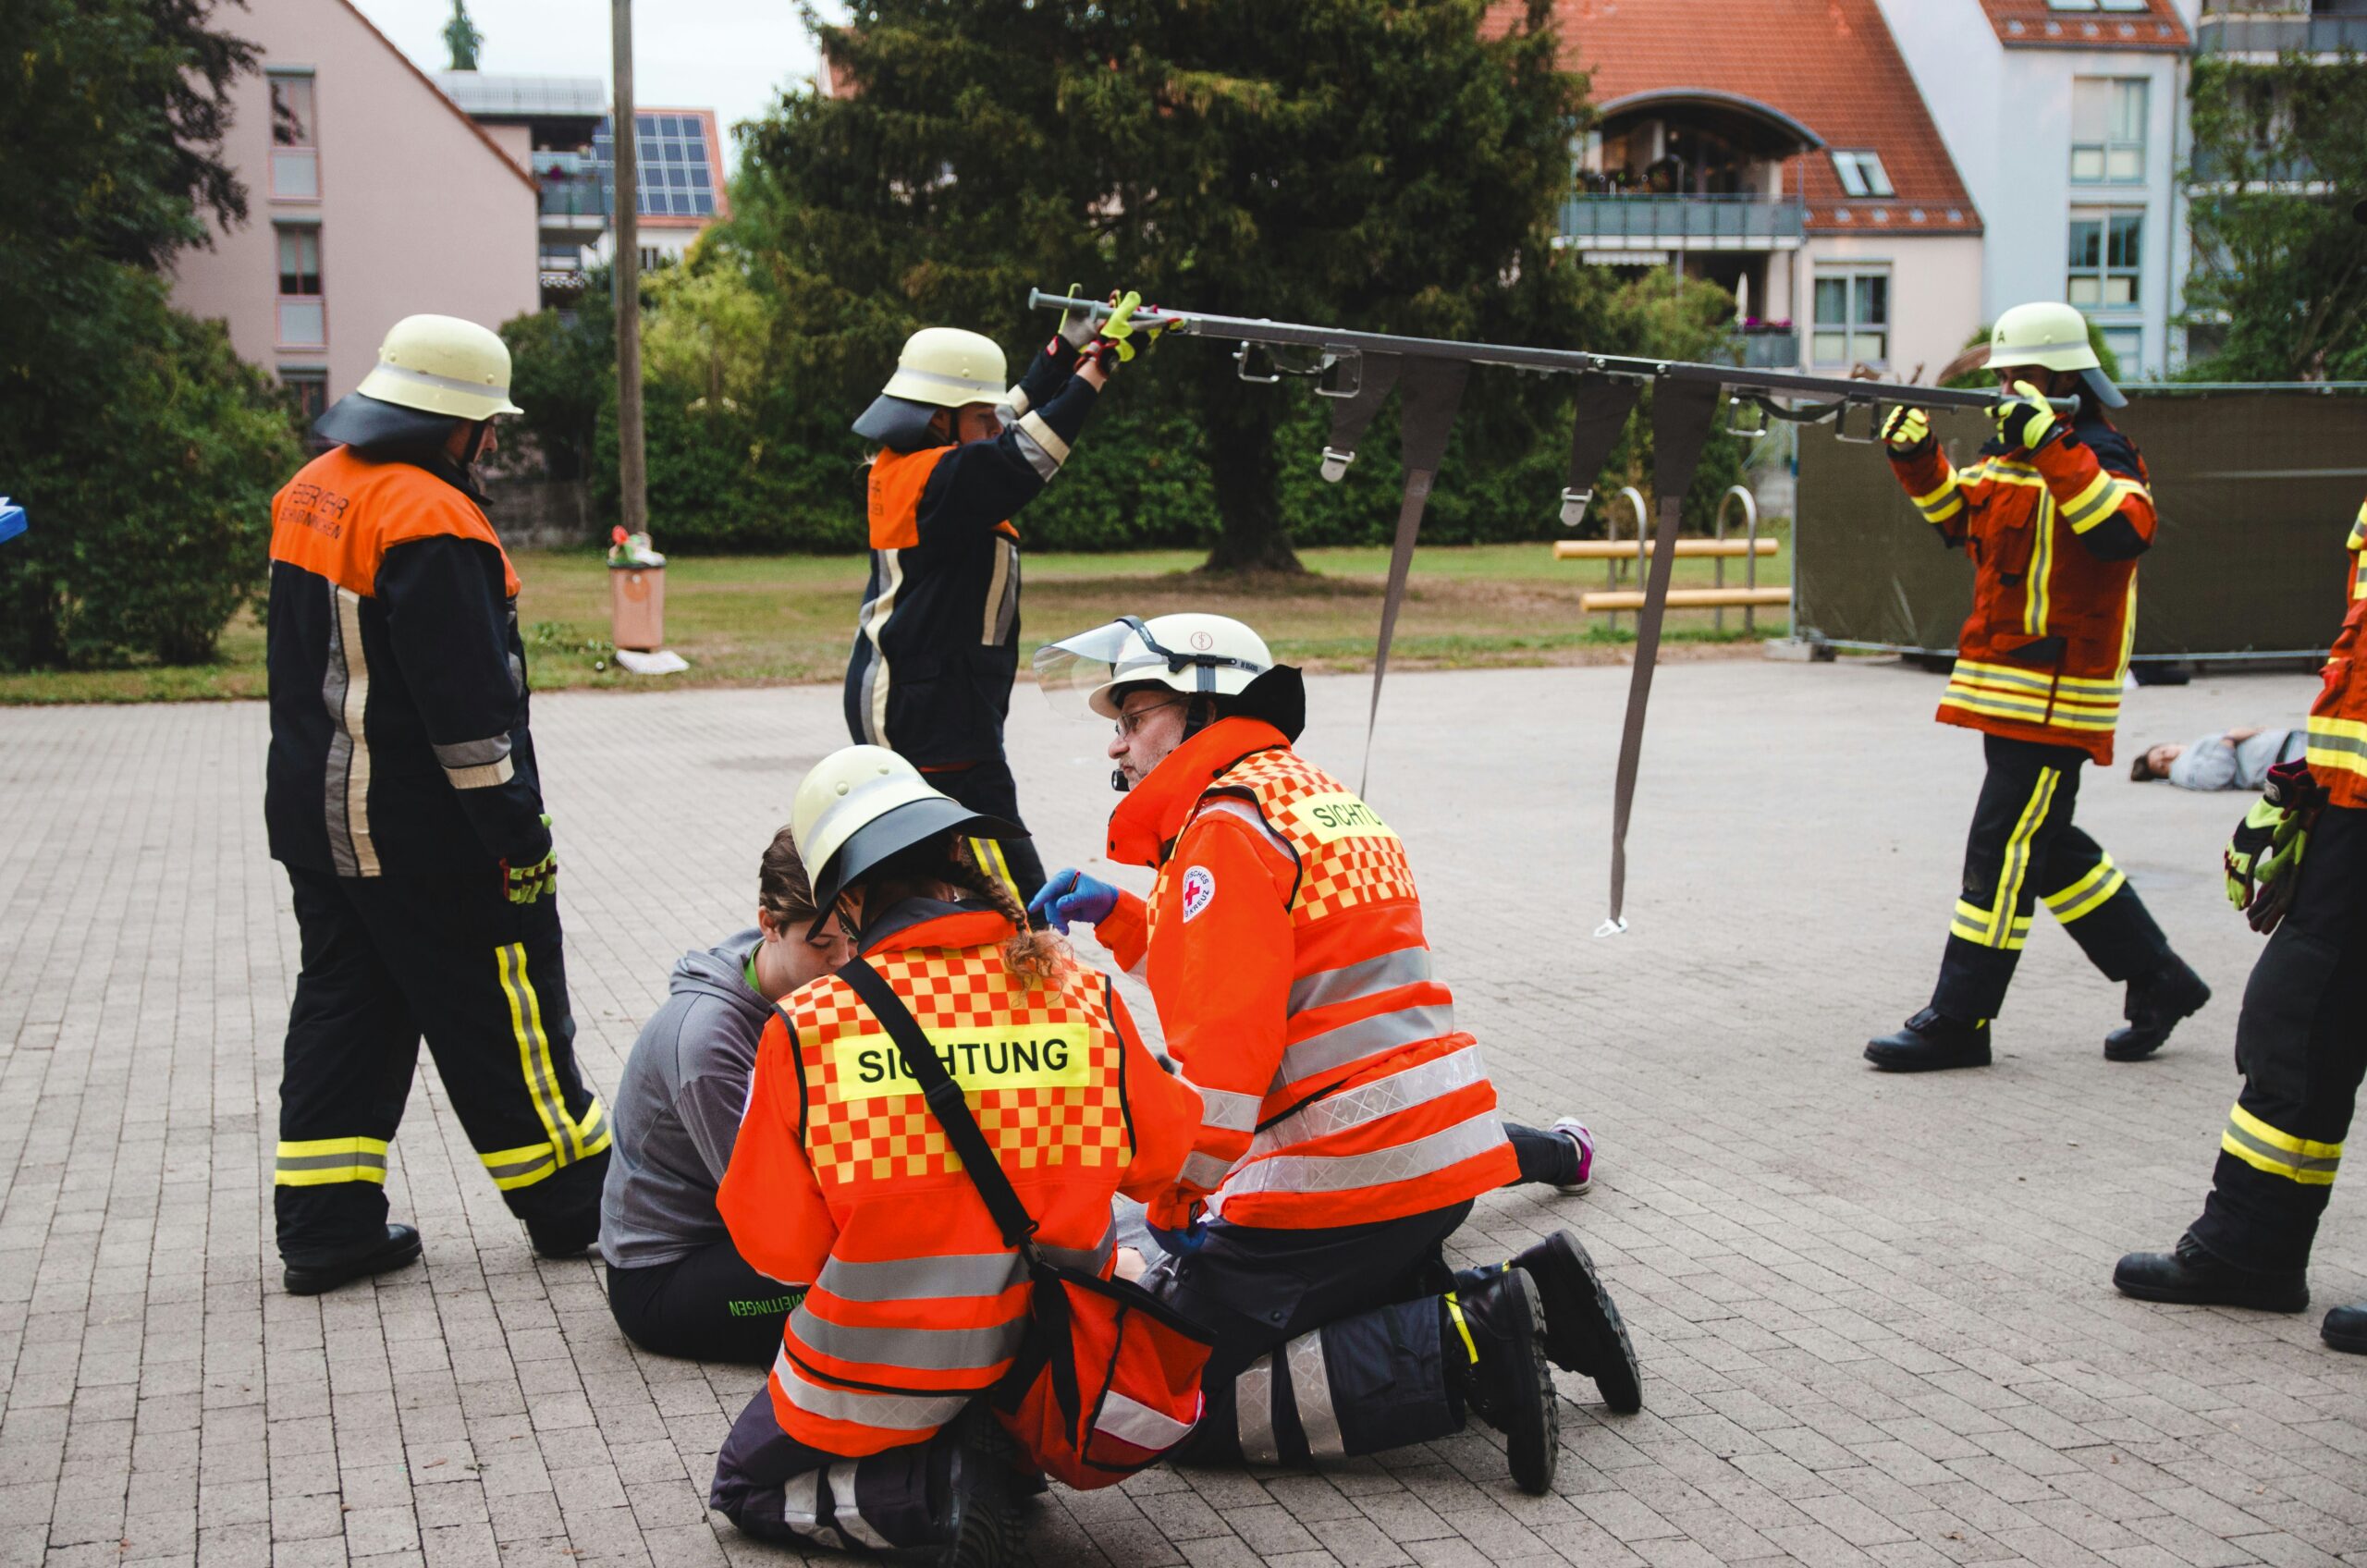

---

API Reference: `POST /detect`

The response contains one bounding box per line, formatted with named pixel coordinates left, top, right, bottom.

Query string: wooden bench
left=1579, top=586, right=1792, bottom=613
left=1552, top=538, right=1779, bottom=560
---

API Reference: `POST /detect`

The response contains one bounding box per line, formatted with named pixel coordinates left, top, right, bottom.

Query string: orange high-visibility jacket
left=2304, top=496, right=2367, bottom=810
left=717, top=901, right=1198, bottom=1458
left=1888, top=410, right=2159, bottom=766
left=1092, top=718, right=1518, bottom=1231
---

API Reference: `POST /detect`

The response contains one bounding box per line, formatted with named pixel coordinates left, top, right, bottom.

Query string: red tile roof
left=1977, top=0, right=2189, bottom=51
left=1537, top=0, right=1982, bottom=235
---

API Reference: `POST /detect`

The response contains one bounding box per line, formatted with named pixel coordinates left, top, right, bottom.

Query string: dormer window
left=1831, top=151, right=1893, bottom=199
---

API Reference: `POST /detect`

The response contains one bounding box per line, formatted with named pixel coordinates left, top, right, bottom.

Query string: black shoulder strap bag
left=834, top=957, right=1216, bottom=1488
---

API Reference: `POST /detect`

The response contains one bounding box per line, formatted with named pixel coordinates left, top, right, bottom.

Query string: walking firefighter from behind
left=842, top=293, right=1160, bottom=903
left=264, top=314, right=608, bottom=1293
left=2116, top=487, right=2367, bottom=1357
left=1865, top=300, right=2208, bottom=1073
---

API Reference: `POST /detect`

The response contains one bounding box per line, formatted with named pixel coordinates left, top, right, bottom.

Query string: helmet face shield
left=1033, top=619, right=1149, bottom=719
left=1034, top=615, right=1275, bottom=720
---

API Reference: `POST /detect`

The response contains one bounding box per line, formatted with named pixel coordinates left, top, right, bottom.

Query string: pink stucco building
left=169, top=0, right=541, bottom=421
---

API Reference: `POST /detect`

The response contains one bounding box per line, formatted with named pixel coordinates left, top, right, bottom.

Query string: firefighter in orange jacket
left=842, top=296, right=1153, bottom=902
left=1028, top=615, right=1642, bottom=1498
left=1866, top=301, right=2206, bottom=1072
left=708, top=746, right=1200, bottom=1562
left=2116, top=492, right=2367, bottom=1357
left=266, top=316, right=608, bottom=1294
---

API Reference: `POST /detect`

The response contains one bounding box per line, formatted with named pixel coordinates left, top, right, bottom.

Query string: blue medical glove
left=1027, top=867, right=1119, bottom=933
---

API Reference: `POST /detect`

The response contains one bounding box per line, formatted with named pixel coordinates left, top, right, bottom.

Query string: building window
left=276, top=227, right=325, bottom=347
left=269, top=71, right=319, bottom=201
left=1830, top=151, right=1893, bottom=199
left=2067, top=211, right=2142, bottom=308
left=280, top=367, right=328, bottom=421
left=1811, top=269, right=1889, bottom=367
left=2071, top=79, right=2147, bottom=184
left=2100, top=326, right=2143, bottom=376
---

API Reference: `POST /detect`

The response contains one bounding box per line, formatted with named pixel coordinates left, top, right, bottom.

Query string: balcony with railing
left=2197, top=8, right=2367, bottom=52
left=1560, top=192, right=1808, bottom=249
left=535, top=150, right=609, bottom=229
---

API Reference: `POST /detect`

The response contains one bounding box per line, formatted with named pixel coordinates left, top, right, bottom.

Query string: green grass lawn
left=0, top=534, right=1792, bottom=704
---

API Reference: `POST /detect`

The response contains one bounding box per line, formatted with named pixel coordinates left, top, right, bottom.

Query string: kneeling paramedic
left=266, top=314, right=608, bottom=1293
left=2115, top=489, right=2367, bottom=1358
left=1867, top=300, right=2206, bottom=1072
left=1028, top=615, right=1644, bottom=1497
left=709, top=747, right=1204, bottom=1562
left=843, top=294, right=1159, bottom=904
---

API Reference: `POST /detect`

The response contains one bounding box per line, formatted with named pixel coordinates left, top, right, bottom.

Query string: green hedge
left=582, top=372, right=1746, bottom=555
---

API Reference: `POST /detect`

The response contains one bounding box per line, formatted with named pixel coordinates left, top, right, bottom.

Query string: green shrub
left=0, top=267, right=300, bottom=668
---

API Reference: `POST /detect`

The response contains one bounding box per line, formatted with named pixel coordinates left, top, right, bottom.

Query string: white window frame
left=276, top=224, right=325, bottom=349
left=2070, top=78, right=2148, bottom=186
left=267, top=69, right=320, bottom=203
left=1830, top=151, right=1894, bottom=199
left=1811, top=266, right=1890, bottom=369
left=2067, top=209, right=2143, bottom=311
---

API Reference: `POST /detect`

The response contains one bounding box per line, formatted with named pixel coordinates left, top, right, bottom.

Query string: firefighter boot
left=2113, top=1233, right=2308, bottom=1313
left=1447, top=1270, right=1559, bottom=1496
left=284, top=1223, right=423, bottom=1296
left=1490, top=1231, right=1642, bottom=1412
left=2104, top=954, right=2211, bottom=1061
left=1865, top=1010, right=1992, bottom=1072
left=931, top=1419, right=1024, bottom=1568
left=2324, top=1305, right=2367, bottom=1354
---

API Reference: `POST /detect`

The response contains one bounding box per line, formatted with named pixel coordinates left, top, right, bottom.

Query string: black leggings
left=607, top=1241, right=803, bottom=1367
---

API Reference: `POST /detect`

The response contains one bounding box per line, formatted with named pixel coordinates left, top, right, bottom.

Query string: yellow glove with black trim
left=1991, top=380, right=2060, bottom=453
left=2225, top=762, right=2319, bottom=934
left=503, top=813, right=558, bottom=906
left=1081, top=289, right=1146, bottom=369
left=1882, top=405, right=1932, bottom=456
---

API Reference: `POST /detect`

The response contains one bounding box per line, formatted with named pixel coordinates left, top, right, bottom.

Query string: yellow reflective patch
left=825, top=1023, right=1096, bottom=1103
left=1285, top=791, right=1400, bottom=846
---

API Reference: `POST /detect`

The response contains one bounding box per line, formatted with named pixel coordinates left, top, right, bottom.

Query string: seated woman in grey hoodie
left=599, top=828, right=852, bottom=1364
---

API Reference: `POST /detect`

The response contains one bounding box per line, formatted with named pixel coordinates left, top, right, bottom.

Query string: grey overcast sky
left=346, top=0, right=824, bottom=168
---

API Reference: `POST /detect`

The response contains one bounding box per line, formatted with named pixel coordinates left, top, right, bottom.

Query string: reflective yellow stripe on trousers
left=493, top=942, right=609, bottom=1185
left=2221, top=1104, right=2341, bottom=1186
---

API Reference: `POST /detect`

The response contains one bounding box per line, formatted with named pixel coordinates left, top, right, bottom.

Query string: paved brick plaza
left=2, top=657, right=2361, bottom=1568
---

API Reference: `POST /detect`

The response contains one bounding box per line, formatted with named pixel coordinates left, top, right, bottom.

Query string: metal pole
left=611, top=0, right=648, bottom=539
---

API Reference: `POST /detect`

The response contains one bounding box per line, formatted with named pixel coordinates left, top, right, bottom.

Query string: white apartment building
left=1874, top=0, right=2194, bottom=377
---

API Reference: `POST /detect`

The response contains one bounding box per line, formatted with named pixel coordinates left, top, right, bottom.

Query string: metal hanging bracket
left=1559, top=487, right=1593, bottom=528
left=1234, top=343, right=1282, bottom=385
left=1832, top=399, right=1882, bottom=445
left=1725, top=396, right=1770, bottom=441
left=1316, top=352, right=1363, bottom=399
left=1320, top=447, right=1357, bottom=483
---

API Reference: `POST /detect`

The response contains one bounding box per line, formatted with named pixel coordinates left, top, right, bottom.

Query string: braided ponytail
left=946, top=842, right=1072, bottom=990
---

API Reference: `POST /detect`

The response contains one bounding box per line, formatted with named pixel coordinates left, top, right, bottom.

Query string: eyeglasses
left=1114, top=699, right=1184, bottom=738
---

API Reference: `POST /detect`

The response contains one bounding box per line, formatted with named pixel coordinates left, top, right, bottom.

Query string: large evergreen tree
left=738, top=0, right=1653, bottom=571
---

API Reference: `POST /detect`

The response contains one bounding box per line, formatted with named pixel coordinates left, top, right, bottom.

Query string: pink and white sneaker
left=1551, top=1117, right=1596, bottom=1194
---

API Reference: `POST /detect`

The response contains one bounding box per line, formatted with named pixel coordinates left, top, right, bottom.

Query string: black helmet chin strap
left=458, top=419, right=491, bottom=469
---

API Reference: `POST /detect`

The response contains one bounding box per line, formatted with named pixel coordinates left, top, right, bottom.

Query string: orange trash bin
left=609, top=563, right=665, bottom=652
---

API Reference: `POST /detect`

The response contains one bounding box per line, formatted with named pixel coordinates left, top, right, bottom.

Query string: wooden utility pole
left=610, top=0, right=648, bottom=537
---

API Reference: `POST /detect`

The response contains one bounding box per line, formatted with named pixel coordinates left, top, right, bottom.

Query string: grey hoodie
left=599, top=931, right=776, bottom=1269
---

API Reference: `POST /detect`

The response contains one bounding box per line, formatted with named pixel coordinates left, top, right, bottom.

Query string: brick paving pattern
left=1, top=659, right=2361, bottom=1568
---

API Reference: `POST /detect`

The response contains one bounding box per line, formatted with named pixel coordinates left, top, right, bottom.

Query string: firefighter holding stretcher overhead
left=1028, top=615, right=1641, bottom=1497
left=2116, top=491, right=2367, bottom=1356
left=1866, top=301, right=2208, bottom=1072
left=842, top=293, right=1157, bottom=902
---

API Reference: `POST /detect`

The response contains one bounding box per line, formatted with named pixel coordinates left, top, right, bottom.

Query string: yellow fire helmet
left=791, top=745, right=1018, bottom=909
left=1986, top=300, right=2126, bottom=409
left=354, top=313, right=524, bottom=421
left=852, top=327, right=1009, bottom=451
